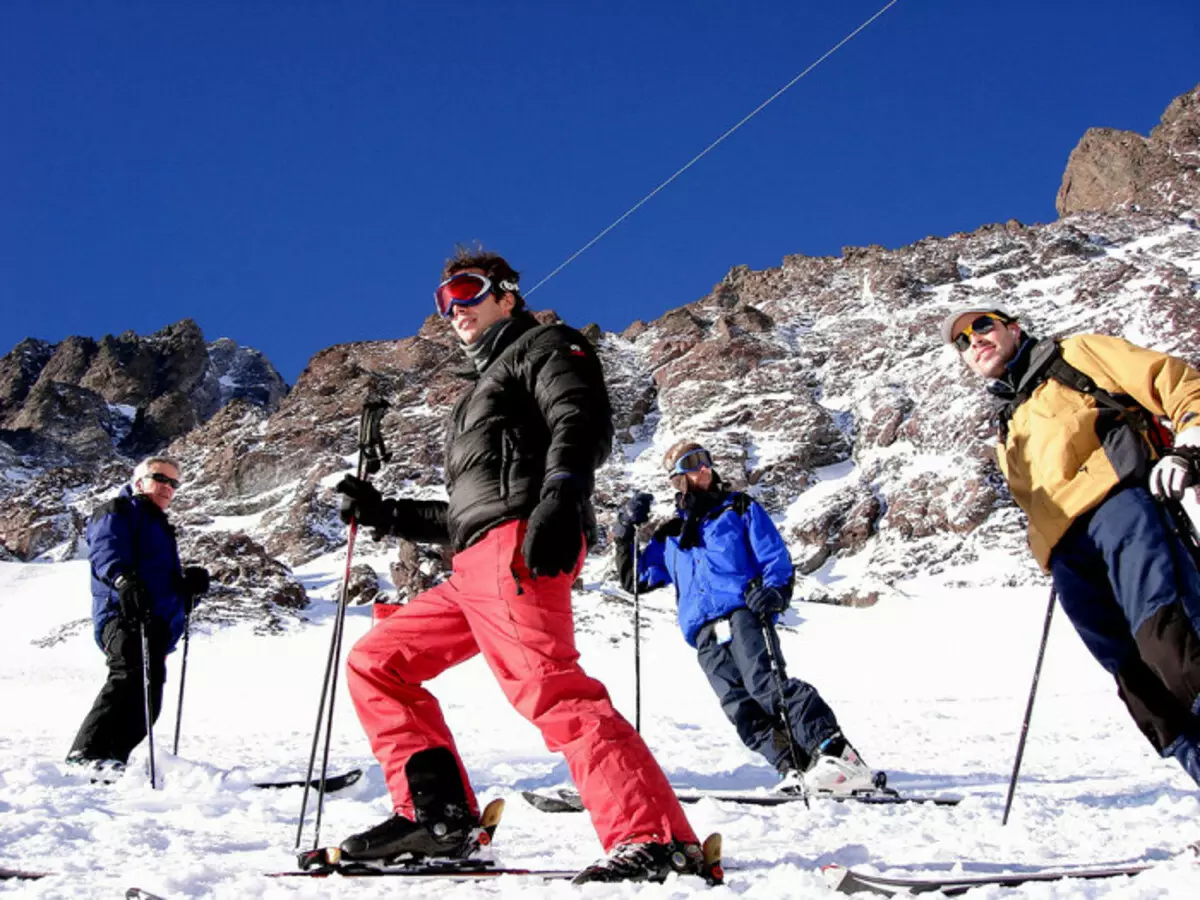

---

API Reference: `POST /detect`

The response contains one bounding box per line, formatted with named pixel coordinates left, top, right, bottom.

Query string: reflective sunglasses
left=434, top=273, right=519, bottom=318
left=145, top=472, right=180, bottom=489
left=669, top=448, right=713, bottom=478
left=952, top=314, right=1008, bottom=352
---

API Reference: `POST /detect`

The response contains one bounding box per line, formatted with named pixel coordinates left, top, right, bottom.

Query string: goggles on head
left=952, top=314, right=1009, bottom=352
left=434, top=272, right=519, bottom=318
left=669, top=447, right=713, bottom=478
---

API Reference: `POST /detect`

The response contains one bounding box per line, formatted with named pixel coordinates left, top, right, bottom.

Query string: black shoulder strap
left=729, top=492, right=754, bottom=516
left=1044, top=349, right=1169, bottom=455
left=91, top=493, right=133, bottom=525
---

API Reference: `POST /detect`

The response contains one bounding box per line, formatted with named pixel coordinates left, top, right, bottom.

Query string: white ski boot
left=803, top=736, right=879, bottom=795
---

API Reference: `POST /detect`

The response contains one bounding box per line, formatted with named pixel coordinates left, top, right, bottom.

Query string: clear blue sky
left=2, top=1, right=1197, bottom=384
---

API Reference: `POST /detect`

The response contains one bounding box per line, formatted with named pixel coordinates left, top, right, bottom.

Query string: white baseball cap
left=938, top=307, right=1016, bottom=345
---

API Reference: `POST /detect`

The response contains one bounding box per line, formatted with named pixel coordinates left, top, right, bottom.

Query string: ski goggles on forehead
left=952, top=314, right=1008, bottom=352
left=669, top=448, right=713, bottom=478
left=433, top=273, right=519, bottom=318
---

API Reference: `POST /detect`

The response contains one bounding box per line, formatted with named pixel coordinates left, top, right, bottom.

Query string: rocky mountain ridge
left=2, top=83, right=1198, bottom=625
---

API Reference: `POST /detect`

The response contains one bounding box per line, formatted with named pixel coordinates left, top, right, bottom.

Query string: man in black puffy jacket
left=334, top=250, right=703, bottom=884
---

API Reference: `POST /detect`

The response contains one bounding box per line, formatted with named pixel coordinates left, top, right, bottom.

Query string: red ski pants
left=345, top=519, right=697, bottom=851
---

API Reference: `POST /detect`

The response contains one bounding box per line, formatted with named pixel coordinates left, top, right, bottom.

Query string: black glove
left=181, top=565, right=211, bottom=597
left=114, top=573, right=150, bottom=624
left=612, top=492, right=653, bottom=542
left=336, top=475, right=389, bottom=530
left=523, top=478, right=584, bottom=578
left=745, top=583, right=788, bottom=618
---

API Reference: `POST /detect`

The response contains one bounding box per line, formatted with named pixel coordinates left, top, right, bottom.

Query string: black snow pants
left=68, top=617, right=168, bottom=764
left=695, top=607, right=839, bottom=772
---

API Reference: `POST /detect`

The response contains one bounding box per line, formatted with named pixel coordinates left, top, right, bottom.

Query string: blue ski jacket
left=625, top=491, right=794, bottom=647
left=88, top=486, right=187, bottom=651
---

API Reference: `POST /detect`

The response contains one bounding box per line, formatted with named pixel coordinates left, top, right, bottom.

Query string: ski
left=0, top=866, right=51, bottom=881
left=823, top=860, right=1162, bottom=896
left=521, top=786, right=961, bottom=814
left=126, top=889, right=168, bottom=900
left=254, top=767, right=362, bottom=793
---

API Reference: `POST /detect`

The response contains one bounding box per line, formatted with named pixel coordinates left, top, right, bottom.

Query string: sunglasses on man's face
left=952, top=315, right=1008, bottom=353
left=146, top=472, right=180, bottom=490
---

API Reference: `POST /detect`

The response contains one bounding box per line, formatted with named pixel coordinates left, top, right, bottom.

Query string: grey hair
left=132, top=456, right=183, bottom=487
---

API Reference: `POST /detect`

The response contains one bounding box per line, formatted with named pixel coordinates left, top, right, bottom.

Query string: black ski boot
left=572, top=839, right=705, bottom=884
left=339, top=747, right=478, bottom=863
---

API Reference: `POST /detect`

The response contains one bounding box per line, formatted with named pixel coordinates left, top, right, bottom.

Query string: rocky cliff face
left=1057, top=82, right=1200, bottom=217
left=0, top=320, right=288, bottom=563
left=3, top=85, right=1199, bottom=621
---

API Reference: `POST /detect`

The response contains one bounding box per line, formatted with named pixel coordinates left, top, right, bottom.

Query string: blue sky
left=2, top=1, right=1197, bottom=384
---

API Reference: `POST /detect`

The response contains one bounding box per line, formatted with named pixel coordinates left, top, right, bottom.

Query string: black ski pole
left=632, top=532, right=642, bottom=733
left=140, top=620, right=157, bottom=790
left=172, top=601, right=193, bottom=756
left=760, top=617, right=809, bottom=808
left=295, top=397, right=390, bottom=853
left=1002, top=585, right=1057, bottom=825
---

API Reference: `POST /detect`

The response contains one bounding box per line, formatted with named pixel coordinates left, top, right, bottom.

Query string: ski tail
left=701, top=833, right=724, bottom=886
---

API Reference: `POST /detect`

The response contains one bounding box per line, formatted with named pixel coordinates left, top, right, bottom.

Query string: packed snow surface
left=3, top=553, right=1199, bottom=898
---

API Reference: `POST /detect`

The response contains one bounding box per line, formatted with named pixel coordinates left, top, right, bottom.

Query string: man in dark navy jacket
left=615, top=440, right=878, bottom=795
left=67, top=456, right=209, bottom=778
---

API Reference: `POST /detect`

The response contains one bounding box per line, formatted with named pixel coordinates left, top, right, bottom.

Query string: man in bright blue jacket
left=66, top=456, right=209, bottom=779
left=614, top=441, right=878, bottom=794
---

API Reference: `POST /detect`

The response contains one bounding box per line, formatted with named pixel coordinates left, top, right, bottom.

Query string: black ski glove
left=336, top=475, right=390, bottom=532
left=745, top=583, right=788, bottom=618
left=612, top=491, right=653, bottom=542
left=181, top=565, right=211, bottom=597
left=523, top=477, right=584, bottom=578
left=114, top=573, right=150, bottom=624
left=336, top=475, right=448, bottom=542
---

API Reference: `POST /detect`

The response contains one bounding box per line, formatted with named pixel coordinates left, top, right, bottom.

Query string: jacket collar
left=456, top=312, right=540, bottom=379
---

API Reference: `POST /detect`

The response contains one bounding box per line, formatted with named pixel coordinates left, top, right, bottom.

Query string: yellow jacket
left=994, top=334, right=1200, bottom=569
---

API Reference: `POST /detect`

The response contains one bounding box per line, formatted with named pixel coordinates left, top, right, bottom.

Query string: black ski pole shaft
left=172, top=604, right=192, bottom=756
left=761, top=618, right=808, bottom=808
left=632, top=533, right=641, bottom=733
left=140, top=621, right=157, bottom=790
left=1002, top=586, right=1056, bottom=825
left=310, top=529, right=357, bottom=849
left=295, top=398, right=389, bottom=852
left=294, top=553, right=347, bottom=850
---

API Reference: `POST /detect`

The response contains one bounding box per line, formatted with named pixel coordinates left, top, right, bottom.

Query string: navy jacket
left=87, top=486, right=187, bottom=651
left=618, top=490, right=794, bottom=647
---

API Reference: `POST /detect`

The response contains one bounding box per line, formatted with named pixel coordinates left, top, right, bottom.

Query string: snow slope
left=3, top=552, right=1199, bottom=898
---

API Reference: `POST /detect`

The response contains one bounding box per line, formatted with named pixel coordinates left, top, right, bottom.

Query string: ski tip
left=701, top=833, right=724, bottom=886
left=126, top=890, right=168, bottom=900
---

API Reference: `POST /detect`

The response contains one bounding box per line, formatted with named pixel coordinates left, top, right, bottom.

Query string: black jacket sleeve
left=529, top=328, right=614, bottom=494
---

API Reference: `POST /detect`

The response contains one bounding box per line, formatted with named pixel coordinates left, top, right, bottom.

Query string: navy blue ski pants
left=695, top=608, right=839, bottom=772
left=1049, top=485, right=1200, bottom=785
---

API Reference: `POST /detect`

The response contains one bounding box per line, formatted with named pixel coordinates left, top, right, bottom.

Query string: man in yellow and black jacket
left=942, top=306, right=1200, bottom=785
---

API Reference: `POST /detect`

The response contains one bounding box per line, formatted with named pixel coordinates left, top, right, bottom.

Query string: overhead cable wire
left=525, top=0, right=902, bottom=297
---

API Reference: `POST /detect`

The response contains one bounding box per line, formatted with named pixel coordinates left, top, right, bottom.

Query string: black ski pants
left=68, top=617, right=168, bottom=764
left=695, top=608, right=839, bottom=772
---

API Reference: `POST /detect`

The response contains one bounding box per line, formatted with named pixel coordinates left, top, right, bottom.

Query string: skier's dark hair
left=443, top=247, right=525, bottom=311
